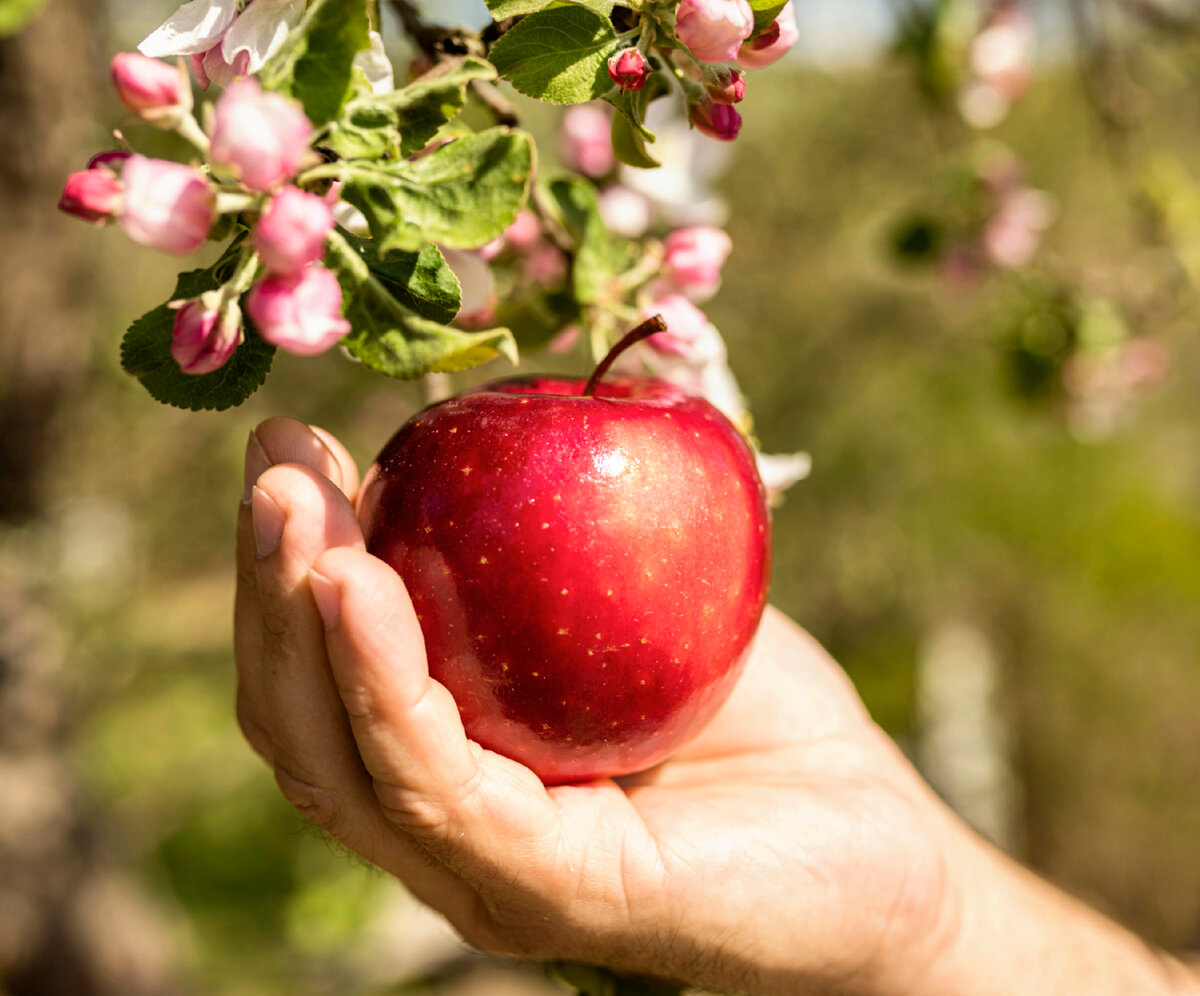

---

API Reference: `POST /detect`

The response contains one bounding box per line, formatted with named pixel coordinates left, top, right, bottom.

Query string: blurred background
left=2, top=0, right=1200, bottom=992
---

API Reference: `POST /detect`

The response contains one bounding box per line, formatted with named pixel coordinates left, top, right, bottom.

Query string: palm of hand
left=237, top=419, right=950, bottom=996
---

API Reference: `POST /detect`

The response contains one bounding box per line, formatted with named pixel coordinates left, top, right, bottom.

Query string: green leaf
left=384, top=57, right=498, bottom=156
left=0, top=0, right=49, bottom=35
left=120, top=263, right=275, bottom=412
left=324, top=102, right=401, bottom=160
left=260, top=0, right=371, bottom=125
left=336, top=233, right=462, bottom=324
left=748, top=0, right=787, bottom=32
left=489, top=6, right=621, bottom=105
left=328, top=57, right=496, bottom=160
left=603, top=74, right=668, bottom=169
left=544, top=175, right=634, bottom=304
left=327, top=228, right=517, bottom=379
left=487, top=0, right=615, bottom=16
left=610, top=110, right=659, bottom=169
left=343, top=313, right=517, bottom=378
left=338, top=127, right=534, bottom=253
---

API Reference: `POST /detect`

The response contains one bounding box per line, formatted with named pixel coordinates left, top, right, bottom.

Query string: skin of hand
left=236, top=417, right=1200, bottom=996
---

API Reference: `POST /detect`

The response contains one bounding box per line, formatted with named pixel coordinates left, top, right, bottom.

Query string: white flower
left=139, top=0, right=304, bottom=85
left=139, top=0, right=240, bottom=57
left=619, top=102, right=730, bottom=227
left=353, top=31, right=395, bottom=94
left=222, top=0, right=305, bottom=77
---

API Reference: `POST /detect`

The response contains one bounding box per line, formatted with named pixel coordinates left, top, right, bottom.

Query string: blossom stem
left=175, top=112, right=211, bottom=157
left=224, top=244, right=262, bottom=298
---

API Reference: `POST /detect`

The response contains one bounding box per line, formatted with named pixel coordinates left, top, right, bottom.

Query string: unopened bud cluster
left=59, top=52, right=348, bottom=375
left=670, top=0, right=799, bottom=141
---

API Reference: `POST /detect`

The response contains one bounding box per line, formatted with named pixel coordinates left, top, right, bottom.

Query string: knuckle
left=335, top=680, right=377, bottom=724
left=235, top=692, right=273, bottom=763
left=260, top=605, right=289, bottom=640
left=273, top=763, right=346, bottom=837
left=373, top=779, right=450, bottom=836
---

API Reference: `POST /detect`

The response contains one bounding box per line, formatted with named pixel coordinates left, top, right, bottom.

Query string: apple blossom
left=522, top=245, right=568, bottom=285
left=737, top=2, right=798, bottom=69
left=559, top=105, right=615, bottom=177
left=118, top=155, right=214, bottom=254
left=209, top=79, right=314, bottom=191
left=502, top=210, right=542, bottom=253
left=138, top=0, right=238, bottom=58
left=644, top=294, right=713, bottom=357
left=141, top=0, right=304, bottom=89
left=663, top=225, right=732, bottom=299
left=247, top=265, right=351, bottom=356
left=676, top=0, right=755, bottom=63
left=598, top=185, right=654, bottom=238
left=58, top=169, right=123, bottom=224
left=608, top=48, right=649, bottom=91
left=619, top=103, right=731, bottom=226
left=688, top=99, right=742, bottom=141
left=353, top=31, right=395, bottom=95
left=170, top=292, right=242, bottom=374
left=87, top=150, right=131, bottom=172
left=983, top=188, right=1056, bottom=269
left=252, top=187, right=335, bottom=277
left=110, top=53, right=190, bottom=124
left=705, top=67, right=746, bottom=105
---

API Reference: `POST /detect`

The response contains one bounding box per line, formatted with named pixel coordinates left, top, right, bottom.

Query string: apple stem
left=581, top=315, right=668, bottom=397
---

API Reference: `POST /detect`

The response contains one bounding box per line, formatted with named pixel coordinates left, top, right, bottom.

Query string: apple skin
left=356, top=374, right=770, bottom=785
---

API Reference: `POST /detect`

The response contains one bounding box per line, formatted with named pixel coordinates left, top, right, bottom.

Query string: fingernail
left=308, top=569, right=341, bottom=629
left=251, top=486, right=285, bottom=558
left=243, top=430, right=272, bottom=505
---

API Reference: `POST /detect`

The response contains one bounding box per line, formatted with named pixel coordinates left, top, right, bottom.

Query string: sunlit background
left=2, top=0, right=1199, bottom=993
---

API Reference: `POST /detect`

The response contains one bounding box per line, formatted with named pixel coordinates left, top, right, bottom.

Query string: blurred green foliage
left=32, top=38, right=1200, bottom=995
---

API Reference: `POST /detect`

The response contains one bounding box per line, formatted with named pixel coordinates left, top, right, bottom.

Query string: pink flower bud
left=209, top=79, right=314, bottom=192
left=504, top=210, right=542, bottom=253
left=644, top=294, right=712, bottom=357
left=688, top=99, right=742, bottom=142
left=252, top=187, right=335, bottom=277
left=171, top=293, right=242, bottom=375
left=87, top=150, right=131, bottom=172
left=663, top=225, right=732, bottom=299
left=705, top=67, right=746, bottom=104
left=58, top=169, right=123, bottom=224
left=523, top=245, right=567, bottom=285
left=675, top=0, right=755, bottom=63
left=608, top=48, right=649, bottom=91
left=738, top=2, right=798, bottom=69
left=246, top=265, right=351, bottom=356
left=559, top=105, right=615, bottom=178
left=111, top=53, right=189, bottom=123
left=118, top=155, right=215, bottom=255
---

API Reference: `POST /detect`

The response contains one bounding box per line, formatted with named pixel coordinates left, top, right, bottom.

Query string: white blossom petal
left=353, top=31, right=395, bottom=95
left=332, top=199, right=370, bottom=236
left=138, top=0, right=239, bottom=58
left=756, top=451, right=812, bottom=494
left=222, top=0, right=306, bottom=75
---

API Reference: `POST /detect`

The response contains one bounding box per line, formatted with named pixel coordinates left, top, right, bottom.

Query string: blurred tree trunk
left=0, top=0, right=97, bottom=519
left=0, top=3, right=179, bottom=994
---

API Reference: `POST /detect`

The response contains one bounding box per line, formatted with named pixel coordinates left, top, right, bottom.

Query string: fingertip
left=251, top=417, right=347, bottom=495
left=309, top=424, right=361, bottom=500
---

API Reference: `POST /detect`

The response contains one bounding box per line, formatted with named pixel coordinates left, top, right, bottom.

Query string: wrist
left=912, top=806, right=1198, bottom=996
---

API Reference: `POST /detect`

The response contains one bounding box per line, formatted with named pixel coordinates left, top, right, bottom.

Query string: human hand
left=234, top=416, right=957, bottom=996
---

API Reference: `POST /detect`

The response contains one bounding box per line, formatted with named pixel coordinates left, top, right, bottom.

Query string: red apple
left=356, top=333, right=770, bottom=785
